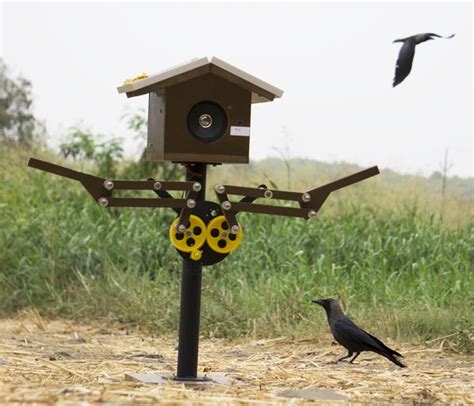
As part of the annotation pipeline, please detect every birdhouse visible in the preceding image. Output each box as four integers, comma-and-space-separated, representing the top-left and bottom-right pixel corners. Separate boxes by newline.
117, 57, 283, 164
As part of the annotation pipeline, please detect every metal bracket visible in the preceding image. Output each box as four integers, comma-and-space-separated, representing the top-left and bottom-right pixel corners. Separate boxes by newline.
28, 158, 199, 226
214, 166, 380, 228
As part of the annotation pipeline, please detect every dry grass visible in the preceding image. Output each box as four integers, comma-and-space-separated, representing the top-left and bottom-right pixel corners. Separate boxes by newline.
1, 313, 473, 405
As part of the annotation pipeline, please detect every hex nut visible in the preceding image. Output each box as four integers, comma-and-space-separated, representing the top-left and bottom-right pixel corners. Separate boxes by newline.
308, 210, 317, 218
221, 201, 232, 210
264, 190, 273, 199
98, 197, 109, 207
103, 180, 114, 190
231, 225, 240, 234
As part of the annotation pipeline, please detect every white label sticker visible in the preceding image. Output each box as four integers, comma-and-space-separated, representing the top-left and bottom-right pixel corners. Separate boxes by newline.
230, 126, 250, 136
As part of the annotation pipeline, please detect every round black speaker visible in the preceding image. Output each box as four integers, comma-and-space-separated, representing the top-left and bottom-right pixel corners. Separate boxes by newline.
187, 101, 228, 143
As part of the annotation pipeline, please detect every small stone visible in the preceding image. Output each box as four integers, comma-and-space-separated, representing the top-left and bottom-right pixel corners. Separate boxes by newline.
124, 373, 166, 384
228, 349, 250, 357
67, 337, 86, 344
277, 388, 347, 401
47, 350, 74, 361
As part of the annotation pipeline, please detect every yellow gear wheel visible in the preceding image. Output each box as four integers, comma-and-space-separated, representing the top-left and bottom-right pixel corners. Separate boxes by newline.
206, 215, 243, 254
169, 215, 207, 254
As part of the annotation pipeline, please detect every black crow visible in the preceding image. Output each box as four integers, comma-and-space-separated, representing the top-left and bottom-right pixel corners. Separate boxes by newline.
392, 33, 455, 87
312, 298, 406, 367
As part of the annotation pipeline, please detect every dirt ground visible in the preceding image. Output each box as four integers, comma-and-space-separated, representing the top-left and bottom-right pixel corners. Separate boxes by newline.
0, 312, 473, 405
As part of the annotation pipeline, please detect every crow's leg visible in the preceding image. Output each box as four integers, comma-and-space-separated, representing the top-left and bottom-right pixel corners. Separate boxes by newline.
336, 351, 353, 363
349, 352, 361, 363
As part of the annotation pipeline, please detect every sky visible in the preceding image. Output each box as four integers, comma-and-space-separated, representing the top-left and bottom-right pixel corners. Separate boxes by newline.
1, 1, 472, 178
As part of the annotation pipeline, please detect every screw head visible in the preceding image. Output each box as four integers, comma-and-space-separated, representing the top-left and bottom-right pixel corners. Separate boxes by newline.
177, 224, 186, 233
308, 210, 317, 218
215, 184, 225, 194
264, 190, 273, 199
186, 199, 196, 209
221, 201, 232, 210
103, 180, 114, 190
231, 225, 240, 234
154, 181, 162, 190
98, 197, 109, 207
302, 192, 311, 203
199, 113, 213, 129
192, 182, 201, 192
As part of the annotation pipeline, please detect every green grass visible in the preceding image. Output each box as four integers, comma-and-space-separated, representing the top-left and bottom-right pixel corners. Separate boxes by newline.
1, 144, 473, 352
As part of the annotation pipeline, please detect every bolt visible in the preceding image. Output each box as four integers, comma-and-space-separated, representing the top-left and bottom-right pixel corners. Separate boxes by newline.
190, 250, 202, 261
221, 201, 232, 211
154, 181, 162, 190
215, 184, 225, 194
186, 230, 192, 237
302, 192, 311, 203
103, 180, 114, 190
308, 210, 317, 218
186, 199, 196, 209
231, 225, 240, 234
221, 231, 228, 238
264, 189, 273, 199
98, 197, 109, 207
177, 224, 186, 233
192, 182, 201, 192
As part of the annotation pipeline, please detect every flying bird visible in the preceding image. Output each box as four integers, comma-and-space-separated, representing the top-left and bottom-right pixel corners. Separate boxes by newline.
392, 33, 455, 87
312, 298, 406, 367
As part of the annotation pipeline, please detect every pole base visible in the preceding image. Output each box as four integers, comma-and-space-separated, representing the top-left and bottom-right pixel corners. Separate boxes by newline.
125, 372, 233, 386
172, 375, 211, 383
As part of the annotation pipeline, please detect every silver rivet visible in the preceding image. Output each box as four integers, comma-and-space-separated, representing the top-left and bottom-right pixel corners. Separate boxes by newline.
192, 182, 201, 192
231, 225, 240, 234
215, 184, 225, 194
177, 224, 186, 233
103, 180, 114, 190
154, 181, 162, 190
98, 197, 109, 207
221, 201, 232, 210
186, 199, 196, 208
264, 190, 273, 199
308, 210, 317, 218
302, 192, 311, 203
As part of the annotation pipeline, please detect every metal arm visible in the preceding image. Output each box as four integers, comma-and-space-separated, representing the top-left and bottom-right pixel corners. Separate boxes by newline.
214, 166, 380, 229
28, 158, 201, 226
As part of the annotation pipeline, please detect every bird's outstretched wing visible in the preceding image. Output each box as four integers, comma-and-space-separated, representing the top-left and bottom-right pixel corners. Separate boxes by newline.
393, 40, 416, 87
425, 33, 456, 39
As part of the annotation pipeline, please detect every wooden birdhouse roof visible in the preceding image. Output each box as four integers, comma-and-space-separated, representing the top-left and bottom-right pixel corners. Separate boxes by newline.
117, 57, 283, 103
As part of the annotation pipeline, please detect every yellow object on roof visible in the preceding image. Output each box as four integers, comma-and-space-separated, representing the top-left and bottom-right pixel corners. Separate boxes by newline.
123, 72, 149, 85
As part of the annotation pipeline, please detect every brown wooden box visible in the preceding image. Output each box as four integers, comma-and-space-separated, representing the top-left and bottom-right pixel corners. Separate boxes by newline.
118, 57, 283, 164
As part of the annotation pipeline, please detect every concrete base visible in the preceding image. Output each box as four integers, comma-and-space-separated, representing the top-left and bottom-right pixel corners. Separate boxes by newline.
124, 372, 233, 386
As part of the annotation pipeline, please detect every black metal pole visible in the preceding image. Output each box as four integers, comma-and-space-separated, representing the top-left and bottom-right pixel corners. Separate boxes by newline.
176, 163, 206, 380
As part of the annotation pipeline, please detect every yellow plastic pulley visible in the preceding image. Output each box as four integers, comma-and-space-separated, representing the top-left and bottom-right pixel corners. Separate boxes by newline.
206, 215, 243, 254
169, 215, 207, 254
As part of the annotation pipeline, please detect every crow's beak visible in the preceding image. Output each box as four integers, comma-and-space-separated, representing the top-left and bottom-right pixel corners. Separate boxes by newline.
312, 299, 324, 306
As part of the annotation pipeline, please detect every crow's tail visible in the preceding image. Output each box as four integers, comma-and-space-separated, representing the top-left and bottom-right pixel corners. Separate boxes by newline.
383, 352, 406, 368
